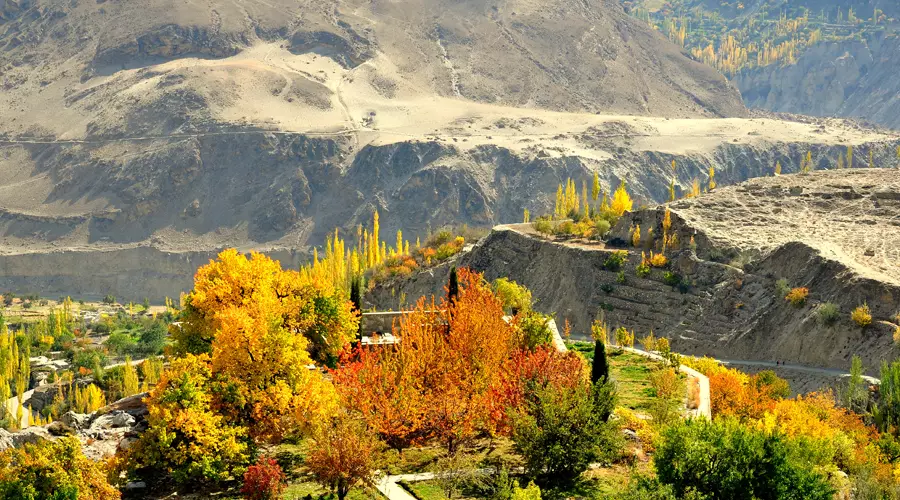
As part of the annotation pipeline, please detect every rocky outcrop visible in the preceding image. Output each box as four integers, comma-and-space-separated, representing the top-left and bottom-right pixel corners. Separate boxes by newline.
368, 170, 900, 376
0, 393, 148, 460
735, 34, 900, 129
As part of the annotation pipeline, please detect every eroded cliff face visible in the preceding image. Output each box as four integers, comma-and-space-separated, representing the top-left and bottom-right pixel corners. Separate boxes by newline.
367, 170, 900, 375
735, 35, 900, 129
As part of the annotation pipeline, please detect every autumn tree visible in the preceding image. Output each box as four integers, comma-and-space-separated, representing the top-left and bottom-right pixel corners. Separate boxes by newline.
610, 181, 633, 217
123, 354, 249, 486
123, 356, 139, 398
171, 249, 348, 442
305, 414, 382, 500
335, 269, 516, 454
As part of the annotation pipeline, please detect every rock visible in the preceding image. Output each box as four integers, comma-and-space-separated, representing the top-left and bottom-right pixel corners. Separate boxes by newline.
47, 420, 76, 436
112, 412, 136, 428
60, 411, 91, 429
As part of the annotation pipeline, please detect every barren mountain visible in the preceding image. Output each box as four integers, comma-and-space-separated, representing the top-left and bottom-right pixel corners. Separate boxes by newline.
368, 169, 900, 376
0, 0, 898, 301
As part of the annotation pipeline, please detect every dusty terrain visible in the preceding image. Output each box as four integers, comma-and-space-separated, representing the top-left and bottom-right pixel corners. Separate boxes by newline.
368, 170, 900, 375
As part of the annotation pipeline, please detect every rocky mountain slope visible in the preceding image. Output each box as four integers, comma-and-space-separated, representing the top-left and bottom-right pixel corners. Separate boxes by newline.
735, 34, 900, 129
367, 169, 900, 375
0, 0, 898, 301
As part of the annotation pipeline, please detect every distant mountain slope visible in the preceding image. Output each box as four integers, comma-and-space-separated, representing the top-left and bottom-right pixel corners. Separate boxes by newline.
620, 0, 900, 128
735, 34, 900, 129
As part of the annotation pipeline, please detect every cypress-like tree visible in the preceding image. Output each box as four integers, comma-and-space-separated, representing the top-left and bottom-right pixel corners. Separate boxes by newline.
591, 339, 609, 385
448, 267, 459, 305
350, 276, 361, 313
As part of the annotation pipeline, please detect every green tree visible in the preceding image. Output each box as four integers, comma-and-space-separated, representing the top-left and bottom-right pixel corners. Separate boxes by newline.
844, 355, 868, 415
655, 418, 834, 500
591, 340, 609, 384
448, 267, 460, 305
511, 380, 621, 488
493, 278, 532, 315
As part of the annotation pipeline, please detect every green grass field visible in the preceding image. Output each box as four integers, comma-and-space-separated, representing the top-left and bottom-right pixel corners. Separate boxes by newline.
568, 342, 667, 414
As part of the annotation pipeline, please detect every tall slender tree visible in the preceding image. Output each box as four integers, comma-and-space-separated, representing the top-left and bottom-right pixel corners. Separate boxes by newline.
448, 267, 459, 305
591, 340, 609, 384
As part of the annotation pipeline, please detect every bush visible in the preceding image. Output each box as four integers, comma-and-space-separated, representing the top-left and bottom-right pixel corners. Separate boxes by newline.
785, 287, 809, 307
242, 458, 285, 500
816, 303, 840, 326
775, 278, 791, 298
851, 303, 873, 328
493, 278, 533, 314
0, 436, 120, 499
532, 219, 553, 236
516, 311, 553, 350
752, 370, 791, 399
649, 253, 668, 268
554, 221, 575, 236
663, 272, 681, 287
635, 263, 651, 278
593, 219, 612, 238
655, 418, 835, 500
604, 251, 628, 271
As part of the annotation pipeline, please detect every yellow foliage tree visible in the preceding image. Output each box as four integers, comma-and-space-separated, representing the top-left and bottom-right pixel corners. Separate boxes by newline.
610, 181, 633, 217
123, 356, 139, 398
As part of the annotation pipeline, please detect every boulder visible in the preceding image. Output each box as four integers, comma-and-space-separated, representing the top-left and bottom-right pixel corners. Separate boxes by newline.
47, 420, 76, 437
60, 411, 91, 430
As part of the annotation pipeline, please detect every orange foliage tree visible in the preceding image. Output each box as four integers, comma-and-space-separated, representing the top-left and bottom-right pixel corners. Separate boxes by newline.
333, 269, 519, 454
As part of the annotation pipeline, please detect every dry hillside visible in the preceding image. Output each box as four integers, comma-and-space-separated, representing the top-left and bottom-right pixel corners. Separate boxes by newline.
368, 169, 900, 375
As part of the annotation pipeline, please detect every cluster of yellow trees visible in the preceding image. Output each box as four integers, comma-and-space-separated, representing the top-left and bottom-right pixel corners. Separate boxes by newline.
553, 173, 632, 221
0, 316, 30, 430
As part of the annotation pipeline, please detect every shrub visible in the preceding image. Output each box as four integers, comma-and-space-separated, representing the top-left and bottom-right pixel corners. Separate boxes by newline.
616, 271, 626, 284
493, 278, 533, 314
851, 303, 872, 328
593, 219, 612, 238
649, 367, 682, 425
785, 287, 809, 307
751, 370, 791, 399
775, 278, 791, 298
604, 251, 628, 271
639, 332, 657, 351
512, 481, 542, 500
816, 303, 840, 326
0, 436, 120, 499
516, 311, 553, 350
635, 263, 651, 278
242, 458, 285, 500
532, 219, 553, 236
614, 327, 634, 348
649, 253, 668, 268
663, 272, 681, 287
554, 221, 575, 236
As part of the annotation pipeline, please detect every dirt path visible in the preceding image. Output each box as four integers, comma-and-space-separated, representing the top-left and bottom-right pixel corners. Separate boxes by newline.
718, 358, 880, 384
